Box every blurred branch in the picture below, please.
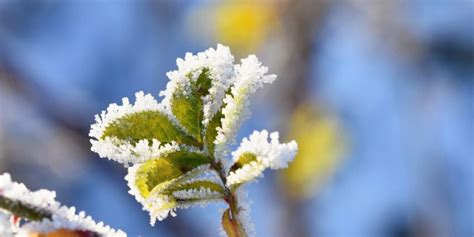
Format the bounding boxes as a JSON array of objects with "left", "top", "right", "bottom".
[
  {"left": 0, "top": 63, "right": 87, "bottom": 135},
  {"left": 271, "top": 0, "right": 330, "bottom": 115},
  {"left": 266, "top": 1, "right": 332, "bottom": 237}
]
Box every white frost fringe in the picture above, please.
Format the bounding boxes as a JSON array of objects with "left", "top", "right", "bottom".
[
  {"left": 214, "top": 56, "right": 277, "bottom": 161},
  {"left": 227, "top": 130, "right": 298, "bottom": 186}
]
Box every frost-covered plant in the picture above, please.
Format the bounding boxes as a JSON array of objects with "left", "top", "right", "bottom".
[
  {"left": 90, "top": 44, "right": 297, "bottom": 236},
  {"left": 0, "top": 173, "right": 125, "bottom": 237}
]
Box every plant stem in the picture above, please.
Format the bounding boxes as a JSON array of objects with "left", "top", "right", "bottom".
[{"left": 211, "top": 161, "right": 247, "bottom": 237}]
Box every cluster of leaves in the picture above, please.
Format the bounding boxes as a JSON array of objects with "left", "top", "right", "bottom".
[
  {"left": 100, "top": 69, "right": 258, "bottom": 220},
  {"left": 91, "top": 45, "right": 297, "bottom": 237}
]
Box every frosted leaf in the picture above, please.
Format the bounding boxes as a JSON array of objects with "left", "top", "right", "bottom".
[
  {"left": 214, "top": 56, "right": 277, "bottom": 160},
  {"left": 126, "top": 156, "right": 224, "bottom": 225},
  {"left": 90, "top": 91, "right": 197, "bottom": 165},
  {"left": 161, "top": 44, "right": 236, "bottom": 125},
  {"left": 226, "top": 130, "right": 298, "bottom": 187},
  {"left": 0, "top": 173, "right": 125, "bottom": 237}
]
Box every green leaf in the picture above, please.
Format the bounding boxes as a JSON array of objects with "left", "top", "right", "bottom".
[
  {"left": 135, "top": 151, "right": 212, "bottom": 198},
  {"left": 195, "top": 67, "right": 212, "bottom": 95},
  {"left": 148, "top": 179, "right": 223, "bottom": 211},
  {"left": 101, "top": 110, "right": 199, "bottom": 147},
  {"left": 229, "top": 152, "right": 258, "bottom": 173},
  {"left": 165, "top": 180, "right": 225, "bottom": 196},
  {"left": 171, "top": 68, "right": 212, "bottom": 143},
  {"left": 205, "top": 109, "right": 223, "bottom": 157},
  {"left": 204, "top": 87, "right": 232, "bottom": 158},
  {"left": 165, "top": 151, "right": 211, "bottom": 172},
  {"left": 135, "top": 158, "right": 183, "bottom": 199},
  {"left": 0, "top": 195, "right": 52, "bottom": 221},
  {"left": 171, "top": 94, "right": 203, "bottom": 142}
]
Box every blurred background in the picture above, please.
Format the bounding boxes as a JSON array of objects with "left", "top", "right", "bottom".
[{"left": 0, "top": 0, "right": 472, "bottom": 236}]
